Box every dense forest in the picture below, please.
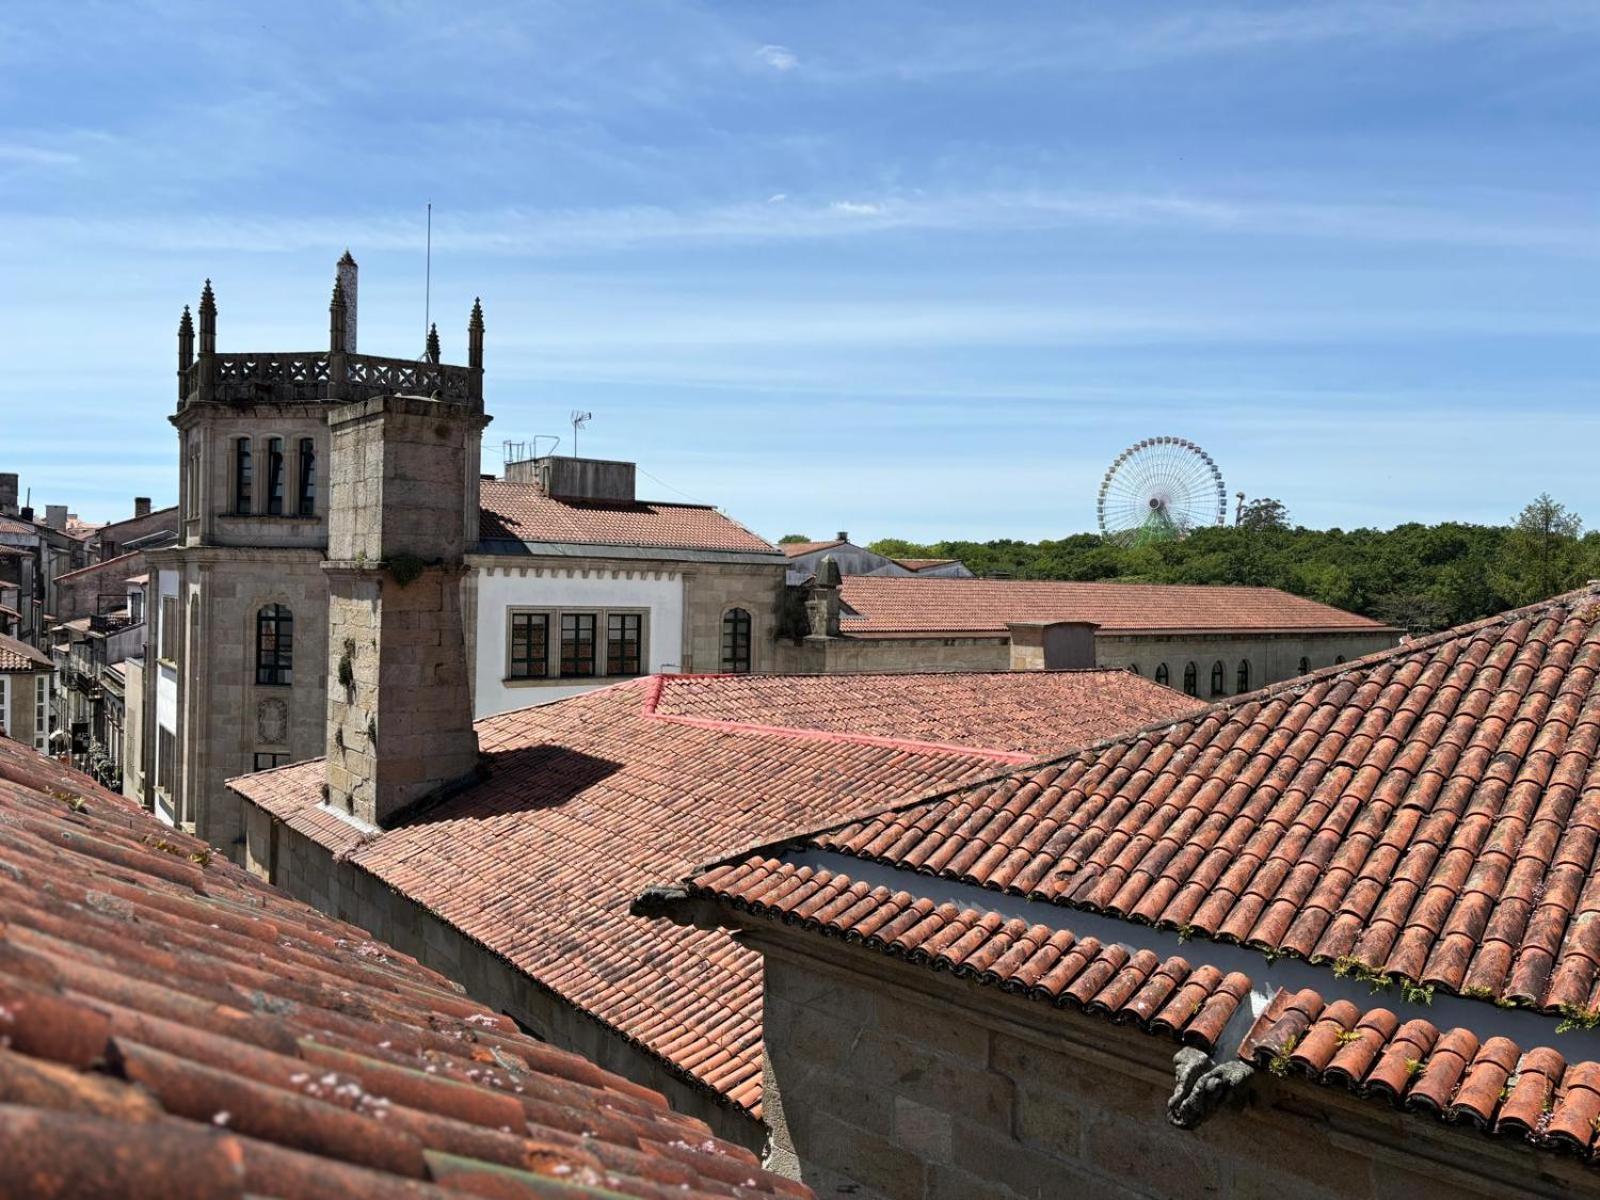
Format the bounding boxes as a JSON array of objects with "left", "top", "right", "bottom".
[{"left": 830, "top": 496, "right": 1597, "bottom": 634}]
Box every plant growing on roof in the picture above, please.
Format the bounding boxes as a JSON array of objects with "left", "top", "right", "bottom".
[
  {"left": 1400, "top": 981, "right": 1434, "bottom": 1005},
  {"left": 1556, "top": 1004, "right": 1600, "bottom": 1035},
  {"left": 1404, "top": 1057, "right": 1426, "bottom": 1079},
  {"left": 338, "top": 639, "right": 356, "bottom": 693},
  {"left": 1266, "top": 1034, "right": 1298, "bottom": 1077},
  {"left": 1334, "top": 1029, "right": 1363, "bottom": 1047}
]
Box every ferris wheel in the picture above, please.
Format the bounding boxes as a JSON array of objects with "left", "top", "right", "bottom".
[{"left": 1097, "top": 437, "right": 1227, "bottom": 544}]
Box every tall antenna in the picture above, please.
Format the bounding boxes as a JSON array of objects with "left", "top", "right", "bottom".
[
  {"left": 570, "top": 411, "right": 592, "bottom": 458},
  {"left": 423, "top": 201, "right": 432, "bottom": 356}
]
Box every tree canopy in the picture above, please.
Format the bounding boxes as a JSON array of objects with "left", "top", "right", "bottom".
[{"left": 865, "top": 497, "right": 1599, "bottom": 633}]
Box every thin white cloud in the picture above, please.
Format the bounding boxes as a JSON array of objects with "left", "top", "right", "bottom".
[
  {"left": 4, "top": 187, "right": 1592, "bottom": 259},
  {"left": 0, "top": 143, "right": 78, "bottom": 167},
  {"left": 754, "top": 43, "right": 798, "bottom": 71}
]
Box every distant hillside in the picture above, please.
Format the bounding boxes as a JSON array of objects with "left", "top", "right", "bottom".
[{"left": 868, "top": 515, "right": 1600, "bottom": 634}]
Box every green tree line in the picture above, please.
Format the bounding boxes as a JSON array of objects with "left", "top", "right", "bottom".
[{"left": 856, "top": 495, "right": 1597, "bottom": 633}]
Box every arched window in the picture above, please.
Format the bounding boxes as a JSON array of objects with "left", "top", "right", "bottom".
[
  {"left": 297, "top": 438, "right": 316, "bottom": 516},
  {"left": 1298, "top": 656, "right": 1310, "bottom": 676},
  {"left": 256, "top": 605, "right": 293, "bottom": 686},
  {"left": 1210, "top": 661, "right": 1226, "bottom": 696},
  {"left": 234, "top": 437, "right": 253, "bottom": 514},
  {"left": 1128, "top": 663, "right": 1141, "bottom": 676},
  {"left": 1183, "top": 663, "right": 1198, "bottom": 696},
  {"left": 1334, "top": 654, "right": 1345, "bottom": 665},
  {"left": 1236, "top": 660, "right": 1251, "bottom": 693},
  {"left": 1154, "top": 663, "right": 1169, "bottom": 686},
  {"left": 721, "top": 608, "right": 752, "bottom": 674},
  {"left": 266, "top": 438, "right": 286, "bottom": 516}
]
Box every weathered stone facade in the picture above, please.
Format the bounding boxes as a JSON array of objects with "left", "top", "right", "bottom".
[
  {"left": 323, "top": 393, "right": 484, "bottom": 826},
  {"left": 752, "top": 930, "right": 1594, "bottom": 1200},
  {"left": 777, "top": 626, "right": 1399, "bottom": 695}
]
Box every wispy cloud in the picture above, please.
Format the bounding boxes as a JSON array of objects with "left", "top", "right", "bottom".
[
  {"left": 0, "top": 143, "right": 79, "bottom": 167},
  {"left": 754, "top": 44, "right": 799, "bottom": 72},
  {"left": 5, "top": 186, "right": 1592, "bottom": 259}
]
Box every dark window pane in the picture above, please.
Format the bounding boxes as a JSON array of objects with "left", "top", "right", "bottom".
[
  {"left": 1210, "top": 661, "right": 1225, "bottom": 696},
  {"left": 1183, "top": 663, "right": 1198, "bottom": 696},
  {"left": 720, "top": 608, "right": 751, "bottom": 674},
  {"left": 1154, "top": 663, "right": 1169, "bottom": 685},
  {"left": 606, "top": 613, "right": 642, "bottom": 675},
  {"left": 256, "top": 604, "right": 293, "bottom": 686},
  {"left": 235, "top": 438, "right": 252, "bottom": 514},
  {"left": 297, "top": 438, "right": 316, "bottom": 516},
  {"left": 560, "top": 612, "right": 596, "bottom": 677},
  {"left": 266, "top": 438, "right": 285, "bottom": 515},
  {"left": 508, "top": 612, "right": 548, "bottom": 678},
  {"left": 1236, "top": 660, "right": 1250, "bottom": 693}
]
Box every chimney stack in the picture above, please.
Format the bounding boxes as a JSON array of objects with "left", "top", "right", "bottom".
[
  {"left": 0, "top": 474, "right": 16, "bottom": 516},
  {"left": 323, "top": 393, "right": 489, "bottom": 827},
  {"left": 836, "top": 531, "right": 849, "bottom": 543},
  {"left": 337, "top": 251, "right": 358, "bottom": 352},
  {"left": 134, "top": 497, "right": 152, "bottom": 519},
  {"left": 44, "top": 504, "right": 68, "bottom": 532},
  {"left": 806, "top": 556, "right": 843, "bottom": 639}
]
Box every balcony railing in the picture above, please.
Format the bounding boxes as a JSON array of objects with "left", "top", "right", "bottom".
[{"left": 183, "top": 351, "right": 475, "bottom": 407}]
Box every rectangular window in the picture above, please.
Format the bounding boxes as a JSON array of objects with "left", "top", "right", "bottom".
[
  {"left": 297, "top": 438, "right": 316, "bottom": 516},
  {"left": 508, "top": 611, "right": 549, "bottom": 679},
  {"left": 234, "top": 438, "right": 252, "bottom": 514},
  {"left": 559, "top": 613, "right": 597, "bottom": 678},
  {"left": 253, "top": 752, "right": 289, "bottom": 771},
  {"left": 34, "top": 674, "right": 47, "bottom": 751},
  {"left": 266, "top": 438, "right": 285, "bottom": 516},
  {"left": 0, "top": 677, "right": 8, "bottom": 740},
  {"left": 255, "top": 605, "right": 293, "bottom": 686},
  {"left": 606, "top": 613, "right": 642, "bottom": 676},
  {"left": 157, "top": 727, "right": 176, "bottom": 794},
  {"left": 159, "top": 595, "right": 178, "bottom": 663}
]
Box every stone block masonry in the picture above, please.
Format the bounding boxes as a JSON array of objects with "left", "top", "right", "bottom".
[
  {"left": 754, "top": 932, "right": 1595, "bottom": 1200},
  {"left": 323, "top": 394, "right": 487, "bottom": 826}
]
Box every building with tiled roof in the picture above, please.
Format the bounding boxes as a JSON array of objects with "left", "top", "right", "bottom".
[
  {"left": 651, "top": 585, "right": 1600, "bottom": 1198},
  {"left": 0, "top": 732, "right": 809, "bottom": 1200},
  {"left": 780, "top": 573, "right": 1400, "bottom": 694},
  {"left": 471, "top": 459, "right": 787, "bottom": 717},
  {"left": 778, "top": 533, "right": 972, "bottom": 586},
  {"left": 126, "top": 260, "right": 792, "bottom": 858},
  {"left": 231, "top": 669, "right": 1200, "bottom": 1149},
  {"left": 0, "top": 631, "right": 51, "bottom": 752}
]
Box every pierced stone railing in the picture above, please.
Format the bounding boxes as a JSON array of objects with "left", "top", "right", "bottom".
[{"left": 185, "top": 351, "right": 474, "bottom": 406}]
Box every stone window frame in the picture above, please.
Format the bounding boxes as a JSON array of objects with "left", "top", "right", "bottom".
[
  {"left": 1154, "top": 662, "right": 1170, "bottom": 686},
  {"left": 234, "top": 437, "right": 253, "bottom": 515},
  {"left": 1183, "top": 662, "right": 1198, "bottom": 696},
  {"left": 253, "top": 751, "right": 290, "bottom": 771},
  {"left": 265, "top": 438, "right": 287, "bottom": 516},
  {"left": 1236, "top": 659, "right": 1251, "bottom": 693},
  {"left": 1210, "top": 660, "right": 1226, "bottom": 697},
  {"left": 158, "top": 594, "right": 179, "bottom": 665},
  {"left": 255, "top": 603, "right": 294, "bottom": 687},
  {"left": 33, "top": 673, "right": 47, "bottom": 751},
  {"left": 502, "top": 605, "right": 650, "bottom": 687},
  {"left": 296, "top": 437, "right": 317, "bottom": 517}
]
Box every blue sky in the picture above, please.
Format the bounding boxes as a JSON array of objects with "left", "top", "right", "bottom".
[{"left": 1, "top": 2, "right": 1596, "bottom": 540}]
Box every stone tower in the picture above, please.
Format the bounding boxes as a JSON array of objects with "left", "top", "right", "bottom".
[
  {"left": 322, "top": 373, "right": 489, "bottom": 826},
  {"left": 136, "top": 258, "right": 485, "bottom": 858}
]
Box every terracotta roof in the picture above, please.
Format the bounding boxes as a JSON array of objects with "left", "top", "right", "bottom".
[
  {"left": 232, "top": 669, "right": 1188, "bottom": 1115},
  {"left": 479, "top": 481, "right": 778, "bottom": 555},
  {"left": 0, "top": 516, "right": 39, "bottom": 539},
  {"left": 1239, "top": 988, "right": 1600, "bottom": 1156},
  {"left": 0, "top": 633, "right": 51, "bottom": 672},
  {"left": 778, "top": 540, "right": 844, "bottom": 558},
  {"left": 651, "top": 670, "right": 1200, "bottom": 759},
  {"left": 0, "top": 734, "right": 808, "bottom": 1200},
  {"left": 891, "top": 557, "right": 957, "bottom": 572},
  {"left": 719, "top": 586, "right": 1600, "bottom": 1014},
  {"left": 837, "top": 575, "right": 1397, "bottom": 636},
  {"left": 687, "top": 856, "right": 1249, "bottom": 1050}
]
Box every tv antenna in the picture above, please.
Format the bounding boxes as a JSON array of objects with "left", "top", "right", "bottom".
[
  {"left": 423, "top": 201, "right": 432, "bottom": 357},
  {"left": 570, "top": 411, "right": 592, "bottom": 458}
]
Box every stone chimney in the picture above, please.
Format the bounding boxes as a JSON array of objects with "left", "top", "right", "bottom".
[
  {"left": 836, "top": 531, "right": 849, "bottom": 543},
  {"left": 1007, "top": 620, "right": 1099, "bottom": 671},
  {"left": 44, "top": 504, "right": 68, "bottom": 532},
  {"left": 806, "top": 556, "right": 843, "bottom": 639},
  {"left": 323, "top": 386, "right": 489, "bottom": 827},
  {"left": 337, "top": 250, "right": 358, "bottom": 352},
  {"left": 134, "top": 497, "right": 152, "bottom": 519},
  {"left": 0, "top": 474, "right": 16, "bottom": 516}
]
